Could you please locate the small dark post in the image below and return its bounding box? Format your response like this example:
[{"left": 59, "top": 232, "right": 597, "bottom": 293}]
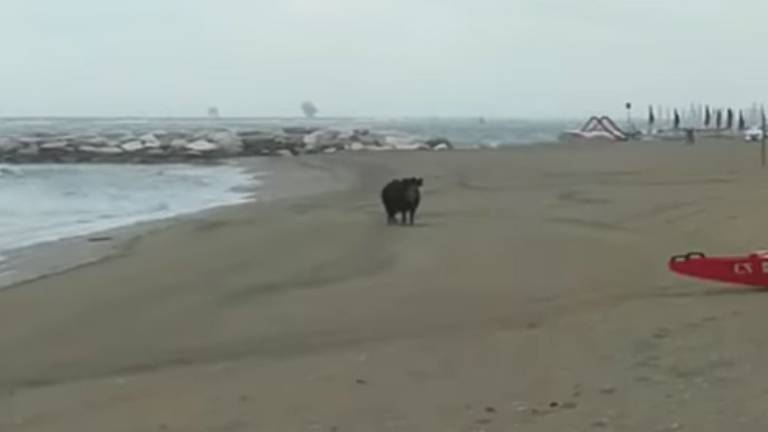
[
  {"left": 704, "top": 106, "right": 711, "bottom": 128},
  {"left": 726, "top": 108, "right": 734, "bottom": 130},
  {"left": 647, "top": 105, "right": 655, "bottom": 135}
]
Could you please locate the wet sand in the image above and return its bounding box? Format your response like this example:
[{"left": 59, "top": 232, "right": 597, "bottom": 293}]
[{"left": 2, "top": 138, "right": 768, "bottom": 431}]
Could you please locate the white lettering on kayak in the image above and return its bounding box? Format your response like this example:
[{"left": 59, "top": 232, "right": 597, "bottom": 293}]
[{"left": 735, "top": 263, "right": 753, "bottom": 275}]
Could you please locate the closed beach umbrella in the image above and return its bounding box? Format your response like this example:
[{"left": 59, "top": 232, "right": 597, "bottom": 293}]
[
  {"left": 726, "top": 108, "right": 734, "bottom": 129},
  {"left": 648, "top": 105, "right": 655, "bottom": 126},
  {"left": 704, "top": 106, "right": 711, "bottom": 127},
  {"left": 716, "top": 109, "right": 723, "bottom": 130},
  {"left": 673, "top": 109, "right": 681, "bottom": 129},
  {"left": 739, "top": 110, "right": 746, "bottom": 130}
]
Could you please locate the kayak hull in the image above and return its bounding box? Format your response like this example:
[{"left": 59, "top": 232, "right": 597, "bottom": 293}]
[{"left": 669, "top": 251, "right": 768, "bottom": 287}]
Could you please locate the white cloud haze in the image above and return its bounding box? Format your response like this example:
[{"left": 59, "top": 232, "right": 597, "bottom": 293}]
[{"left": 0, "top": 0, "right": 765, "bottom": 117}]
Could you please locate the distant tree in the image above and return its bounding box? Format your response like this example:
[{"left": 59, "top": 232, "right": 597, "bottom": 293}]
[{"left": 301, "top": 101, "right": 318, "bottom": 118}]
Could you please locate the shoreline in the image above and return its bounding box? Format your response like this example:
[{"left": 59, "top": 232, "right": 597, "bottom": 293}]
[
  {"left": 0, "top": 155, "right": 356, "bottom": 291},
  {"left": 0, "top": 138, "right": 727, "bottom": 290}
]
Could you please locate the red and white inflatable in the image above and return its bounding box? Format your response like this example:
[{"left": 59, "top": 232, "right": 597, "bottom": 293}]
[{"left": 561, "top": 116, "right": 630, "bottom": 141}]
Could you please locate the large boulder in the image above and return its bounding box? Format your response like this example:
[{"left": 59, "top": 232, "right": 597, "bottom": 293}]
[
  {"left": 385, "top": 135, "right": 430, "bottom": 151},
  {"left": 40, "top": 141, "right": 71, "bottom": 150},
  {"left": 17, "top": 136, "right": 46, "bottom": 146},
  {"left": 207, "top": 130, "right": 243, "bottom": 154},
  {"left": 283, "top": 126, "right": 318, "bottom": 135},
  {"left": 240, "top": 132, "right": 278, "bottom": 155},
  {"left": 79, "top": 145, "right": 123, "bottom": 154},
  {"left": 158, "top": 131, "right": 192, "bottom": 147},
  {"left": 120, "top": 141, "right": 145, "bottom": 152},
  {"left": 170, "top": 138, "right": 190, "bottom": 149},
  {"left": 384, "top": 134, "right": 418, "bottom": 149},
  {"left": 184, "top": 140, "right": 219, "bottom": 152},
  {"left": 103, "top": 131, "right": 134, "bottom": 141},
  {"left": 17, "top": 144, "right": 40, "bottom": 156},
  {"left": 303, "top": 129, "right": 340, "bottom": 150},
  {"left": 0, "top": 137, "right": 21, "bottom": 153},
  {"left": 139, "top": 133, "right": 163, "bottom": 149},
  {"left": 69, "top": 135, "right": 110, "bottom": 147},
  {"left": 347, "top": 142, "right": 366, "bottom": 151},
  {"left": 352, "top": 130, "right": 384, "bottom": 147},
  {"left": 425, "top": 137, "right": 453, "bottom": 150}
]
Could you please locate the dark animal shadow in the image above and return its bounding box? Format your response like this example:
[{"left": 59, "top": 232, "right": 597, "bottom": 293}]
[
  {"left": 400, "top": 222, "right": 431, "bottom": 228},
  {"left": 385, "top": 222, "right": 431, "bottom": 228},
  {"left": 87, "top": 236, "right": 113, "bottom": 242}
]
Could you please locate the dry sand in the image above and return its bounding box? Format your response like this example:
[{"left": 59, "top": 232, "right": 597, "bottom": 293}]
[{"left": 2, "top": 139, "right": 768, "bottom": 431}]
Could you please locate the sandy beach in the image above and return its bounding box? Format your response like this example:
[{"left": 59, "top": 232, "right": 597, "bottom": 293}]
[{"left": 2, "top": 138, "right": 768, "bottom": 431}]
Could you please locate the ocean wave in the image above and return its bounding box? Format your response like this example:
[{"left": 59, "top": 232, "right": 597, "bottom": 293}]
[
  {"left": 0, "top": 165, "right": 23, "bottom": 176},
  {"left": 0, "top": 164, "right": 264, "bottom": 253}
]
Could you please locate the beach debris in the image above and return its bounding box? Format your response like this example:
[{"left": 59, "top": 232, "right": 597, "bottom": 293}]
[
  {"left": 87, "top": 236, "right": 113, "bottom": 242},
  {"left": 592, "top": 418, "right": 610, "bottom": 428},
  {"left": 599, "top": 386, "right": 617, "bottom": 395},
  {"left": 355, "top": 378, "right": 367, "bottom": 385},
  {"left": 484, "top": 406, "right": 497, "bottom": 414},
  {"left": 653, "top": 327, "right": 671, "bottom": 340}
]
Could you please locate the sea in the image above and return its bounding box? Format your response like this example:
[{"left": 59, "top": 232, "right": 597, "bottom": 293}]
[{"left": 0, "top": 117, "right": 578, "bottom": 258}]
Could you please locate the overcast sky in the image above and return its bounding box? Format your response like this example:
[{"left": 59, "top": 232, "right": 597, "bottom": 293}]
[{"left": 1, "top": 0, "right": 765, "bottom": 118}]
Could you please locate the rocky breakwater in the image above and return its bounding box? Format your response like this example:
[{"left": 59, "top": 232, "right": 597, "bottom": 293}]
[{"left": 0, "top": 127, "right": 454, "bottom": 164}]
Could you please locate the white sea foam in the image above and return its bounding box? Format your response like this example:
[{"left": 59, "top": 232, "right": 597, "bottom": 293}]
[{"left": 0, "top": 163, "right": 262, "bottom": 256}]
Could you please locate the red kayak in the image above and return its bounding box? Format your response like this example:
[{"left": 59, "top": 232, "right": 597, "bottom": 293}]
[{"left": 669, "top": 251, "right": 768, "bottom": 287}]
